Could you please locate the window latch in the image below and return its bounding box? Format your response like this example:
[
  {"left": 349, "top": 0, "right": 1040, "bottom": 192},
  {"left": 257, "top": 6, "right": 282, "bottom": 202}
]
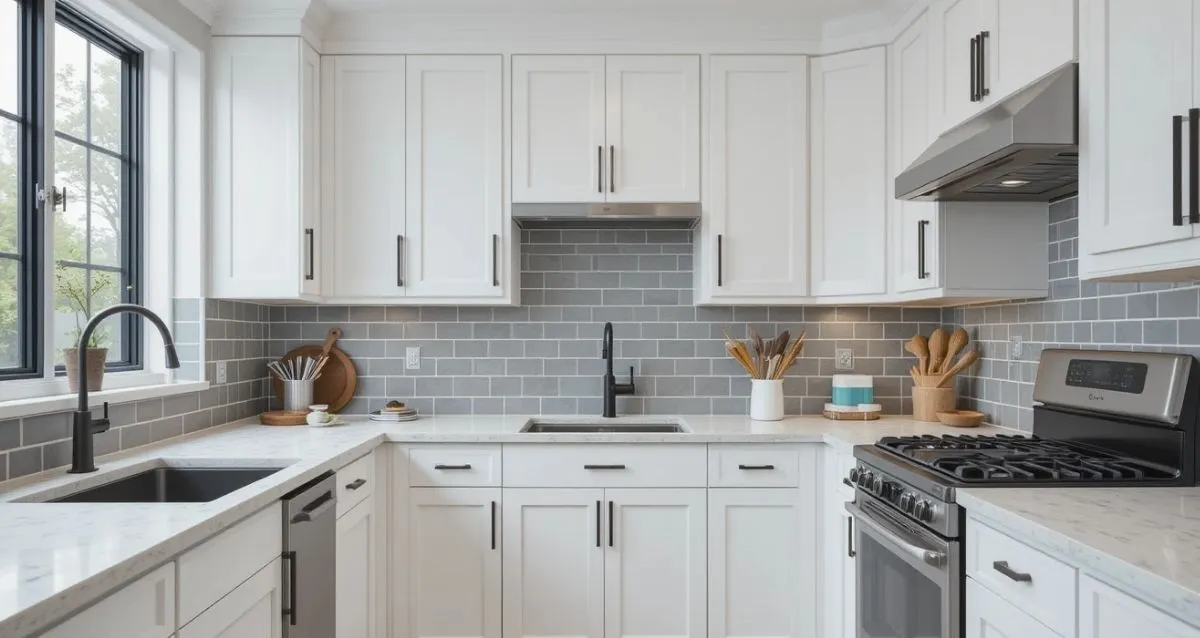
[{"left": 34, "top": 184, "right": 67, "bottom": 211}]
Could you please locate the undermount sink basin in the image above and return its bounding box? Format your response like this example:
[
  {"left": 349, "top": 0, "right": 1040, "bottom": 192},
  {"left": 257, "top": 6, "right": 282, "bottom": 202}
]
[
  {"left": 520, "top": 419, "right": 689, "bottom": 434},
  {"left": 53, "top": 467, "right": 282, "bottom": 503}
]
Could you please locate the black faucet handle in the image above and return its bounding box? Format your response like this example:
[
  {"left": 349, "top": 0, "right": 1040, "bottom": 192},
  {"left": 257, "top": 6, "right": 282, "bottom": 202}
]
[
  {"left": 92, "top": 402, "right": 111, "bottom": 432},
  {"left": 628, "top": 366, "right": 635, "bottom": 383},
  {"left": 102, "top": 402, "right": 109, "bottom": 420}
]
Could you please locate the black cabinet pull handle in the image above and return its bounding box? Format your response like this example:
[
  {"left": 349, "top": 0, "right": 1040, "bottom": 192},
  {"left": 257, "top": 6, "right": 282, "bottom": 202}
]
[
  {"left": 1175, "top": 114, "right": 1185, "bottom": 226},
  {"left": 433, "top": 463, "right": 472, "bottom": 470},
  {"left": 492, "top": 234, "right": 500, "bottom": 286},
  {"left": 847, "top": 517, "right": 856, "bottom": 558},
  {"left": 282, "top": 550, "right": 298, "bottom": 625},
  {"left": 717, "top": 234, "right": 724, "bottom": 287},
  {"left": 304, "top": 228, "right": 314, "bottom": 281},
  {"left": 396, "top": 234, "right": 405, "bottom": 287},
  {"left": 345, "top": 478, "right": 367, "bottom": 491},
  {"left": 598, "top": 146, "right": 604, "bottom": 193},
  {"left": 584, "top": 464, "right": 626, "bottom": 470},
  {"left": 596, "top": 500, "right": 602, "bottom": 547},
  {"left": 993, "top": 560, "right": 1032, "bottom": 582},
  {"left": 917, "top": 219, "right": 930, "bottom": 279},
  {"left": 491, "top": 500, "right": 497, "bottom": 550},
  {"left": 969, "top": 36, "right": 978, "bottom": 102},
  {"left": 1190, "top": 108, "right": 1199, "bottom": 224},
  {"left": 737, "top": 464, "right": 775, "bottom": 471},
  {"left": 609, "top": 145, "right": 616, "bottom": 193},
  {"left": 608, "top": 500, "right": 615, "bottom": 547},
  {"left": 978, "top": 31, "right": 990, "bottom": 98}
]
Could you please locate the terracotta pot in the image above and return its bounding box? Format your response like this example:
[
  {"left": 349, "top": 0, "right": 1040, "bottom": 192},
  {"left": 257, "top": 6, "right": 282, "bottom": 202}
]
[{"left": 64, "top": 348, "right": 108, "bottom": 392}]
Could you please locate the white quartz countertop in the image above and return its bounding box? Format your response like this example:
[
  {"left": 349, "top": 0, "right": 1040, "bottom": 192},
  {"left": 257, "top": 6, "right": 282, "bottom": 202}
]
[
  {"left": 0, "top": 414, "right": 1009, "bottom": 636},
  {"left": 959, "top": 486, "right": 1200, "bottom": 627}
]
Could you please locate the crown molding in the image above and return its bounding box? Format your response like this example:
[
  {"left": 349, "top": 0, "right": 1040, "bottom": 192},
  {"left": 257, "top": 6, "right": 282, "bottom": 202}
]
[
  {"left": 176, "top": 0, "right": 215, "bottom": 24},
  {"left": 210, "top": 0, "right": 331, "bottom": 44}
]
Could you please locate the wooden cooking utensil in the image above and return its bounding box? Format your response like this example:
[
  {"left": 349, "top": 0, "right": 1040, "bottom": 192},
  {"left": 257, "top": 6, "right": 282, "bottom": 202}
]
[
  {"left": 905, "top": 335, "right": 930, "bottom": 375},
  {"left": 726, "top": 342, "right": 758, "bottom": 377},
  {"left": 272, "top": 327, "right": 357, "bottom": 413},
  {"left": 943, "top": 328, "right": 970, "bottom": 372},
  {"left": 936, "top": 349, "right": 980, "bottom": 388},
  {"left": 773, "top": 332, "right": 807, "bottom": 379},
  {"left": 927, "top": 328, "right": 949, "bottom": 374}
]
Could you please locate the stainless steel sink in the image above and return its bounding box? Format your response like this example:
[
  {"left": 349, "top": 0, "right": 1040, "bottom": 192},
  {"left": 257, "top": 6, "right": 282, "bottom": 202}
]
[
  {"left": 520, "top": 420, "right": 689, "bottom": 434},
  {"left": 53, "top": 467, "right": 282, "bottom": 503}
]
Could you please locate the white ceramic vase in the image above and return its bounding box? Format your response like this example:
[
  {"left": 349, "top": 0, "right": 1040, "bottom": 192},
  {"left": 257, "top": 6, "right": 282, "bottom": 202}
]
[{"left": 749, "top": 379, "right": 784, "bottom": 421}]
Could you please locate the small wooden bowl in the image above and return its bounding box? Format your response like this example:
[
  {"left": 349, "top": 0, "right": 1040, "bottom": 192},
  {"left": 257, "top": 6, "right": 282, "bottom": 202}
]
[{"left": 936, "top": 410, "right": 985, "bottom": 428}]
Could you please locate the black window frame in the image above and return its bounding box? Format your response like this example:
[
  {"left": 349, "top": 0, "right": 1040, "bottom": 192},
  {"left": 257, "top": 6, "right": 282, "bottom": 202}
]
[
  {"left": 51, "top": 2, "right": 144, "bottom": 374},
  {"left": 0, "top": 0, "right": 47, "bottom": 380}
]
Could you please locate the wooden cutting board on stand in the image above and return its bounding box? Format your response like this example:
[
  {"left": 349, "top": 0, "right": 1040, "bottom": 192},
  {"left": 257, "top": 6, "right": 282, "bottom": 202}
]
[{"left": 271, "top": 327, "right": 357, "bottom": 413}]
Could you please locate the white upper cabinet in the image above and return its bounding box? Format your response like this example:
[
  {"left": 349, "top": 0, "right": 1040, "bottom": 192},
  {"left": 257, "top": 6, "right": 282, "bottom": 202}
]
[
  {"left": 929, "top": 0, "right": 984, "bottom": 130},
  {"left": 700, "top": 55, "right": 809, "bottom": 302},
  {"left": 604, "top": 56, "right": 701, "bottom": 203},
  {"left": 322, "top": 56, "right": 407, "bottom": 299},
  {"left": 810, "top": 47, "right": 888, "bottom": 298},
  {"left": 512, "top": 55, "right": 700, "bottom": 203},
  {"left": 1079, "top": 0, "right": 1200, "bottom": 280},
  {"left": 891, "top": 13, "right": 941, "bottom": 294},
  {"left": 404, "top": 55, "right": 506, "bottom": 298},
  {"left": 512, "top": 56, "right": 607, "bottom": 203},
  {"left": 210, "top": 37, "right": 320, "bottom": 301}
]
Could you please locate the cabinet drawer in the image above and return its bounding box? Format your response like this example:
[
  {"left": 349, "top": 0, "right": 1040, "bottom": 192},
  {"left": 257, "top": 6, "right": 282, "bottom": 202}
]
[
  {"left": 409, "top": 445, "right": 502, "bottom": 486},
  {"left": 178, "top": 503, "right": 282, "bottom": 626},
  {"left": 43, "top": 562, "right": 176, "bottom": 638},
  {"left": 965, "top": 577, "right": 1060, "bottom": 638},
  {"left": 708, "top": 445, "right": 801, "bottom": 487},
  {"left": 966, "top": 517, "right": 1077, "bottom": 637},
  {"left": 337, "top": 451, "right": 375, "bottom": 517},
  {"left": 503, "top": 444, "right": 707, "bottom": 487}
]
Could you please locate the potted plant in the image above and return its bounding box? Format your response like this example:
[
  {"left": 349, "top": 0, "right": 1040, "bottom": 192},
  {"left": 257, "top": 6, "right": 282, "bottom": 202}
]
[{"left": 57, "top": 265, "right": 114, "bottom": 392}]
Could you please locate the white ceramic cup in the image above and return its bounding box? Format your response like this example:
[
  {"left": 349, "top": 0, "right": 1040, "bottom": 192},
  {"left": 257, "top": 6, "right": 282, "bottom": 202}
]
[{"left": 750, "top": 379, "right": 784, "bottom": 421}]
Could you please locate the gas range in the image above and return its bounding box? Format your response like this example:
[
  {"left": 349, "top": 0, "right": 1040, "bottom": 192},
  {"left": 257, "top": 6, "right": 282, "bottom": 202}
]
[{"left": 850, "top": 348, "right": 1200, "bottom": 539}]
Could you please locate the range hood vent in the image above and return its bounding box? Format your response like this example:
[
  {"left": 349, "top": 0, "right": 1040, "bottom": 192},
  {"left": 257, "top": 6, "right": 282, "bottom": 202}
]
[
  {"left": 896, "top": 63, "right": 1078, "bottom": 202},
  {"left": 512, "top": 203, "right": 701, "bottom": 229}
]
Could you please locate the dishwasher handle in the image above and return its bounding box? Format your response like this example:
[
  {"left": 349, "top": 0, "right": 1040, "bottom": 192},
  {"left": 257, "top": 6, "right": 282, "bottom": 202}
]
[{"left": 290, "top": 490, "right": 336, "bottom": 524}]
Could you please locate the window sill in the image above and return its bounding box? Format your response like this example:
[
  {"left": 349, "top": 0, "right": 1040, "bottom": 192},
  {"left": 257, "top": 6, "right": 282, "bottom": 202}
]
[{"left": 0, "top": 376, "right": 211, "bottom": 421}]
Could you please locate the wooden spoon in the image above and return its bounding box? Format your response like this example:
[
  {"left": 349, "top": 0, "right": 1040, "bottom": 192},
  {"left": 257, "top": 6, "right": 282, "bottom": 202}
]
[
  {"left": 943, "top": 328, "right": 970, "bottom": 372},
  {"left": 905, "top": 335, "right": 930, "bottom": 375},
  {"left": 927, "top": 328, "right": 949, "bottom": 374},
  {"left": 936, "top": 349, "right": 981, "bottom": 388}
]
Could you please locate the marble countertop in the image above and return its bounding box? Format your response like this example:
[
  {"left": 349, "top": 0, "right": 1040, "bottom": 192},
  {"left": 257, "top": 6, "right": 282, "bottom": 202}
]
[
  {"left": 959, "top": 487, "right": 1200, "bottom": 627},
  {"left": 0, "top": 414, "right": 1009, "bottom": 636}
]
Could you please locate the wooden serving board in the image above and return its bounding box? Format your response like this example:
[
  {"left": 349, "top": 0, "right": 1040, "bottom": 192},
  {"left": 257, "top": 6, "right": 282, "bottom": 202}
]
[
  {"left": 272, "top": 327, "right": 357, "bottom": 413},
  {"left": 261, "top": 410, "right": 309, "bottom": 426},
  {"left": 822, "top": 409, "right": 881, "bottom": 421}
]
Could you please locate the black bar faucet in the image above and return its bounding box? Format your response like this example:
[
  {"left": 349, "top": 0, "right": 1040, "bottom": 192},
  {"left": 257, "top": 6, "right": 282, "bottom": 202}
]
[
  {"left": 70, "top": 304, "right": 181, "bottom": 473},
  {"left": 601, "top": 322, "right": 635, "bottom": 418}
]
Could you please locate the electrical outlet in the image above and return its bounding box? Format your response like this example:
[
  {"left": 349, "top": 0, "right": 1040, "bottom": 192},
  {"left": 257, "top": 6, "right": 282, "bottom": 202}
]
[
  {"left": 406, "top": 346, "right": 421, "bottom": 370},
  {"left": 835, "top": 348, "right": 854, "bottom": 371},
  {"left": 215, "top": 361, "right": 227, "bottom": 384},
  {"left": 1011, "top": 335, "right": 1024, "bottom": 359}
]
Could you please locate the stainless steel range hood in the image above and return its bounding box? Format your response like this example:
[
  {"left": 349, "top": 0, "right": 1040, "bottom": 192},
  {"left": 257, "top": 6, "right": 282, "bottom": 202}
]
[
  {"left": 512, "top": 203, "right": 701, "bottom": 229},
  {"left": 896, "top": 63, "right": 1078, "bottom": 202}
]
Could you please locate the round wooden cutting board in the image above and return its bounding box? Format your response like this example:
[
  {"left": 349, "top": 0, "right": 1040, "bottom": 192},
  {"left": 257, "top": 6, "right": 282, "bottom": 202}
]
[{"left": 272, "top": 327, "right": 357, "bottom": 413}]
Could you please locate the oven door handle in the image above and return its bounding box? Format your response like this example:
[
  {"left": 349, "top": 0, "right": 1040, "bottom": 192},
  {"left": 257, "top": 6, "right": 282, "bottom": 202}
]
[{"left": 845, "top": 502, "right": 947, "bottom": 567}]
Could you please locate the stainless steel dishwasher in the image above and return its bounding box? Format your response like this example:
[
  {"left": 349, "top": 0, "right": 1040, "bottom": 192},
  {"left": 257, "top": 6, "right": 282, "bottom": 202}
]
[{"left": 282, "top": 472, "right": 337, "bottom": 637}]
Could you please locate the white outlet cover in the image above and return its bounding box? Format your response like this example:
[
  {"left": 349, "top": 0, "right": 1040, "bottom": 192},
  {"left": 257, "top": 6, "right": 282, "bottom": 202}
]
[
  {"left": 406, "top": 346, "right": 421, "bottom": 370},
  {"left": 1011, "top": 335, "right": 1024, "bottom": 358},
  {"left": 215, "top": 361, "right": 227, "bottom": 384},
  {"left": 835, "top": 348, "right": 854, "bottom": 370}
]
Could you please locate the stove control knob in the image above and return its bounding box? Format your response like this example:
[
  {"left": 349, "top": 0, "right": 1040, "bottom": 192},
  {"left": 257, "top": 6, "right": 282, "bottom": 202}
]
[
  {"left": 871, "top": 476, "right": 885, "bottom": 495},
  {"left": 880, "top": 481, "right": 897, "bottom": 499},
  {"left": 848, "top": 467, "right": 861, "bottom": 484},
  {"left": 913, "top": 500, "right": 933, "bottom": 522},
  {"left": 858, "top": 471, "right": 873, "bottom": 487},
  {"left": 899, "top": 493, "right": 914, "bottom": 512}
]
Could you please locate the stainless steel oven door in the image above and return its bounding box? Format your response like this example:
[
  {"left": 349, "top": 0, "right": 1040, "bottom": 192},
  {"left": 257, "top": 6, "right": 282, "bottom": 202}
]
[{"left": 846, "top": 497, "right": 961, "bottom": 638}]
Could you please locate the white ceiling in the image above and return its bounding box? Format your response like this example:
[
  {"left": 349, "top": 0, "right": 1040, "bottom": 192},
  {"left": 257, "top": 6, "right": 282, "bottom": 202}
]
[{"left": 321, "top": 0, "right": 913, "bottom": 20}]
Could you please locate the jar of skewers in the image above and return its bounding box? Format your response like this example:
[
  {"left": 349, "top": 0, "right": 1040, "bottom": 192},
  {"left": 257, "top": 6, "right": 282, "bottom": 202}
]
[{"left": 722, "top": 328, "right": 806, "bottom": 421}]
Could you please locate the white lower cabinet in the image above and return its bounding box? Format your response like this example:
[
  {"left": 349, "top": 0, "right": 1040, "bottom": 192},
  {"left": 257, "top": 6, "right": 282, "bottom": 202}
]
[
  {"left": 43, "top": 563, "right": 176, "bottom": 638},
  {"left": 179, "top": 559, "right": 284, "bottom": 638},
  {"left": 708, "top": 489, "right": 815, "bottom": 638},
  {"left": 821, "top": 450, "right": 856, "bottom": 638},
  {"left": 965, "top": 578, "right": 1059, "bottom": 638},
  {"left": 337, "top": 497, "right": 380, "bottom": 638},
  {"left": 1079, "top": 575, "right": 1200, "bottom": 638},
  {"left": 407, "top": 488, "right": 502, "bottom": 638}
]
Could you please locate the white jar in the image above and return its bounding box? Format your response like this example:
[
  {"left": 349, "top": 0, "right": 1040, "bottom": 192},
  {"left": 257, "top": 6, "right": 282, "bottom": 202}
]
[{"left": 750, "top": 379, "right": 784, "bottom": 421}]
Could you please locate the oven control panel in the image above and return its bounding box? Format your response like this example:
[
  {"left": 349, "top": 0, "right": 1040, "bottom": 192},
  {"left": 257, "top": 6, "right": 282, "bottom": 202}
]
[{"left": 848, "top": 465, "right": 939, "bottom": 525}]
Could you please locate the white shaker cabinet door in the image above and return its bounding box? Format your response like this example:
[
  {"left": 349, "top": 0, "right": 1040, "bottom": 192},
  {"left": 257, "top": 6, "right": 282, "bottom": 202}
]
[
  {"left": 503, "top": 489, "right": 605, "bottom": 638},
  {"left": 404, "top": 55, "right": 506, "bottom": 298},
  {"left": 981, "top": 0, "right": 1076, "bottom": 102},
  {"left": 605, "top": 56, "right": 701, "bottom": 203},
  {"left": 965, "top": 578, "right": 1059, "bottom": 638},
  {"left": 407, "top": 488, "right": 502, "bottom": 638},
  {"left": 1080, "top": 0, "right": 1197, "bottom": 255},
  {"left": 810, "top": 47, "right": 888, "bottom": 297},
  {"left": 179, "top": 559, "right": 284, "bottom": 638},
  {"left": 511, "top": 55, "right": 607, "bottom": 203},
  {"left": 604, "top": 489, "right": 706, "bottom": 638},
  {"left": 322, "top": 55, "right": 407, "bottom": 298},
  {"left": 929, "top": 0, "right": 985, "bottom": 131},
  {"left": 709, "top": 489, "right": 816, "bottom": 638},
  {"left": 1079, "top": 575, "right": 1200, "bottom": 638},
  {"left": 703, "top": 55, "right": 809, "bottom": 300},
  {"left": 337, "top": 497, "right": 379, "bottom": 638}
]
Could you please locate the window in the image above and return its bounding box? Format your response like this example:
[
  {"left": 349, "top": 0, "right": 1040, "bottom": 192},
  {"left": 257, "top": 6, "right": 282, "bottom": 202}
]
[
  {"left": 51, "top": 4, "right": 142, "bottom": 372},
  {"left": 0, "top": 0, "right": 143, "bottom": 381}
]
